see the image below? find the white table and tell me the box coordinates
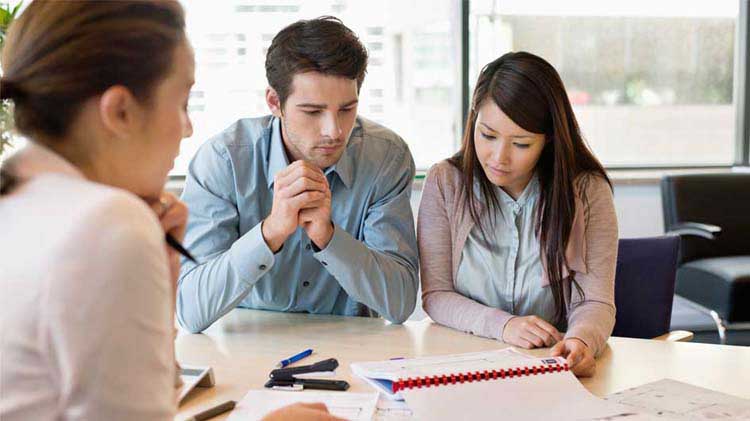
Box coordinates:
[176,309,750,420]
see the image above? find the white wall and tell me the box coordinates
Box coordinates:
[611,183,664,238]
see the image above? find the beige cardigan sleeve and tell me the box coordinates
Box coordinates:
[564,175,618,356]
[418,163,514,340]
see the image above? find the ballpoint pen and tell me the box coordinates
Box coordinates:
[144,195,198,264]
[166,233,198,263]
[276,348,313,368]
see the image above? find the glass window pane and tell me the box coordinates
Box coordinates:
[176,0,462,175]
[470,0,739,167]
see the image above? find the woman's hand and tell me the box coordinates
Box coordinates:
[550,338,596,377]
[261,402,346,421]
[501,315,563,349]
[148,192,189,295]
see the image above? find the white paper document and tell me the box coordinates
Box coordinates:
[603,379,750,420]
[374,396,414,421]
[401,368,629,421]
[227,390,378,421]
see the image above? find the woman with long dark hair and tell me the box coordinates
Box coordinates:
[418,51,618,377]
[0,1,340,420]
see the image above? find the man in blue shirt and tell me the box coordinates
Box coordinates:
[177,16,418,333]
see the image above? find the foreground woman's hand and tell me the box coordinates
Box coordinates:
[261,402,346,421]
[550,338,596,377]
[502,315,564,349]
[148,192,189,294]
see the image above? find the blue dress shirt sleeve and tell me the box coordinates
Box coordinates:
[312,142,419,324]
[176,142,275,333]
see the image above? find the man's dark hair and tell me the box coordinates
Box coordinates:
[265,16,368,107]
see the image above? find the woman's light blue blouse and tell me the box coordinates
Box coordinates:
[455,175,563,331]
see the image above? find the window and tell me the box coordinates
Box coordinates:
[5,2,739,172]
[470,0,739,167]
[367,41,384,51]
[175,0,462,175]
[235,5,300,13]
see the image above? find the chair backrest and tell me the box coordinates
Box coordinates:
[612,235,680,339]
[661,173,750,263]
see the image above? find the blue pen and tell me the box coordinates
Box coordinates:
[276,349,313,368]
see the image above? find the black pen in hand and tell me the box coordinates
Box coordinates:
[147,195,197,264]
[166,233,198,264]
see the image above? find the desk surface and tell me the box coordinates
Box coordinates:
[175,309,750,420]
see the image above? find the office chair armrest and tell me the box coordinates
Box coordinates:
[666,222,722,240]
[653,330,694,342]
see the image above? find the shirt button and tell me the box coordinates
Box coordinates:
[305,244,312,250]
[259,264,267,270]
[321,261,328,266]
[303,281,310,287]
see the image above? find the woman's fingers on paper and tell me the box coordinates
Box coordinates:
[562,340,596,377]
[549,340,566,357]
[296,402,329,412]
[566,345,583,367]
[572,355,596,378]
[261,402,347,421]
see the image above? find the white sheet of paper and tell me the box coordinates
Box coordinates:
[374,396,414,421]
[227,390,378,421]
[604,378,750,420]
[401,369,630,421]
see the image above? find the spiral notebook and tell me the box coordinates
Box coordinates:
[350,348,569,400]
[351,349,630,420]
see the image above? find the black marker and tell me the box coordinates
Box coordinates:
[166,233,198,263]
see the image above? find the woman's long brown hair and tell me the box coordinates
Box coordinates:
[0,0,185,195]
[449,51,611,325]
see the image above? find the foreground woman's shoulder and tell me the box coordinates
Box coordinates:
[62,180,165,258]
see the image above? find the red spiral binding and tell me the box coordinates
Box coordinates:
[391,362,570,394]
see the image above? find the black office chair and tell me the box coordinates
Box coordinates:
[613,236,691,341]
[661,173,750,344]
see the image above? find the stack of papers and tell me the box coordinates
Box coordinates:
[603,379,750,420]
[227,390,378,421]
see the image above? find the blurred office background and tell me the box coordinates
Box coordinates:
[5,0,746,344]
[168,0,750,345]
